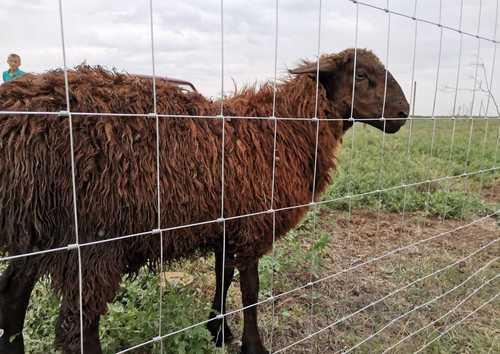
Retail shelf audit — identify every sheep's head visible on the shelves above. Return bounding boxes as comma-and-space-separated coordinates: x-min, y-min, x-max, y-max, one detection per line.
290, 49, 409, 134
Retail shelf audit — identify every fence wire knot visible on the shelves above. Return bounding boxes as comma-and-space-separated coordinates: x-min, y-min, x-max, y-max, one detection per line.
66, 243, 79, 251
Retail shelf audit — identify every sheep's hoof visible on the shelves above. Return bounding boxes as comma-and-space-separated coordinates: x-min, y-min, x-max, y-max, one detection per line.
214, 330, 234, 347
207, 321, 234, 347
0, 332, 25, 354
231, 338, 242, 346
240, 343, 269, 354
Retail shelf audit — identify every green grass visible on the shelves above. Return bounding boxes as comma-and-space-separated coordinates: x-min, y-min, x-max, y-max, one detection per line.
325, 119, 500, 218
13, 118, 500, 353
332, 249, 500, 354
23, 271, 218, 354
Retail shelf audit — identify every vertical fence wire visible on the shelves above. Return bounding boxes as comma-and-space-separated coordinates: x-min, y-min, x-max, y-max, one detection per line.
484, 0, 500, 117
56, 0, 85, 353
422, 0, 443, 220
459, 0, 484, 220
344, 0, 360, 323
310, 0, 324, 203
374, 0, 391, 239
268, 0, 280, 351
218, 0, 228, 349
147, 0, 164, 351
478, 0, 499, 197
494, 124, 500, 181
477, 113, 491, 199
400, 0, 419, 230
9, 1, 500, 353
441, 0, 465, 222
308, 0, 324, 346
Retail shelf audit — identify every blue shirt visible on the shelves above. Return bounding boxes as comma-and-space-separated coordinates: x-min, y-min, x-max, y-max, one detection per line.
3, 68, 25, 82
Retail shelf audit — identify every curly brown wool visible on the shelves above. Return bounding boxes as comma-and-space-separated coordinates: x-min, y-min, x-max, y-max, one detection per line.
0, 49, 408, 354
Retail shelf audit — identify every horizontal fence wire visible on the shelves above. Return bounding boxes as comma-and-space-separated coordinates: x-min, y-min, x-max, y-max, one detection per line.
0, 110, 499, 121
0, 166, 500, 262
341, 255, 499, 353
1, 0, 498, 353
273, 239, 499, 353
96, 209, 500, 354
414, 291, 500, 353
351, 0, 498, 44
1, 165, 498, 263
384, 274, 499, 353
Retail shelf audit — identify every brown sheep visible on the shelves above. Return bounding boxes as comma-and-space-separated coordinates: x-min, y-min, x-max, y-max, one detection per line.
0, 49, 409, 354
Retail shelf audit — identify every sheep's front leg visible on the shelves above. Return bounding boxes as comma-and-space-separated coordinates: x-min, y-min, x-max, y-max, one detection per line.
0, 261, 38, 354
207, 250, 235, 346
239, 260, 268, 354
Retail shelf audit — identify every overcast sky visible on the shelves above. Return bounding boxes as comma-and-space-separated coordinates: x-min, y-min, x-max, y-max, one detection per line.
1, 0, 499, 116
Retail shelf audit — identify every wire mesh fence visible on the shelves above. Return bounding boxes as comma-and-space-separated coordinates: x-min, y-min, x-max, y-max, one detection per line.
0, 0, 499, 353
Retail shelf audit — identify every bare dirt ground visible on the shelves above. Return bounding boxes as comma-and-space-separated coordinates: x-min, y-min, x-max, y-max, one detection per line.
481, 182, 500, 204
81, 180, 499, 353
217, 199, 499, 353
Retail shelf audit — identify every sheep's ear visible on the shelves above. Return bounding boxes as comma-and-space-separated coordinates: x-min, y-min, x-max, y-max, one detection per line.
290, 60, 333, 74
290, 51, 355, 75
289, 58, 337, 75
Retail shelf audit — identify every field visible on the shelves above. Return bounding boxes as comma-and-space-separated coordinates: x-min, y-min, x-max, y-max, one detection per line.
14, 118, 500, 353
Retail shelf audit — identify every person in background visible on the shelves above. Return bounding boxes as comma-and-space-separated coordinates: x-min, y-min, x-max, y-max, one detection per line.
3, 53, 26, 82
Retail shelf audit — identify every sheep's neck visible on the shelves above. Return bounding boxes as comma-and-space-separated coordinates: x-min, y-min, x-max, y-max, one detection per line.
224, 75, 344, 202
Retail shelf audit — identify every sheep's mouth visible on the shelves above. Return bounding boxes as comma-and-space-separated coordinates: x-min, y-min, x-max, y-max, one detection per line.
383, 120, 407, 133
381, 114, 408, 134
342, 119, 354, 132
354, 115, 408, 134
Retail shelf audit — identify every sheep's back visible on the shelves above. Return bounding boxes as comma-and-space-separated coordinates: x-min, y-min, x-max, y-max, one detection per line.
0, 68, 342, 266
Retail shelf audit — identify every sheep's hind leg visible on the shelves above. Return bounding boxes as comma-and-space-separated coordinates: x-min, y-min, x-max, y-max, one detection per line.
207, 250, 236, 347
54, 250, 122, 354
55, 298, 103, 354
55, 298, 102, 354
0, 260, 38, 354
239, 260, 268, 354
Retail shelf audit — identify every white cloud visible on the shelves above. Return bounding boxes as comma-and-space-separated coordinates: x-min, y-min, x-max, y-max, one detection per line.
0, 0, 498, 115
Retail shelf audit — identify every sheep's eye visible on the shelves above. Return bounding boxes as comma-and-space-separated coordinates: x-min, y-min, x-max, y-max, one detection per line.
356, 72, 367, 80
